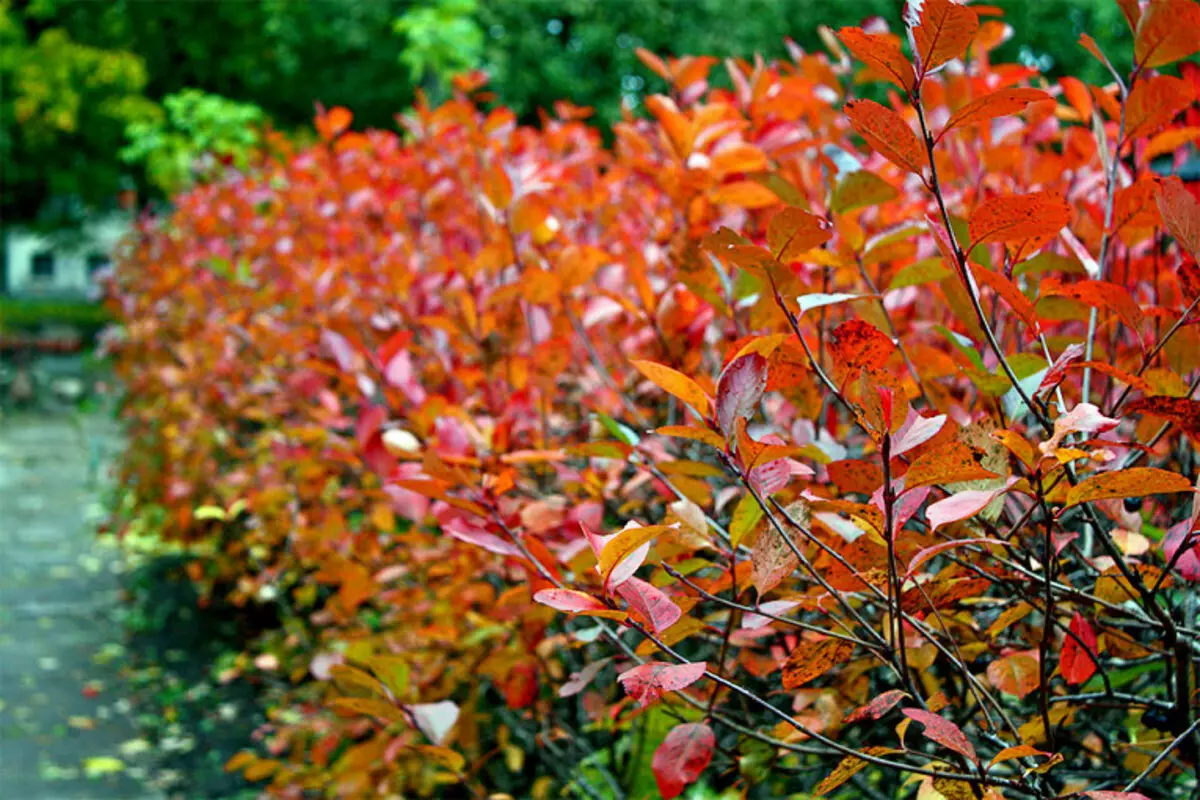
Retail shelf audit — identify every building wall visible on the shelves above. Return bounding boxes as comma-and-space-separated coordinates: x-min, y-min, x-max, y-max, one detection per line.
3, 216, 129, 298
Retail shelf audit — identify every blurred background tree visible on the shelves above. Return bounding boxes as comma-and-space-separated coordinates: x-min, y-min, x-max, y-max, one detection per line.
0, 0, 1131, 229
120, 90, 267, 197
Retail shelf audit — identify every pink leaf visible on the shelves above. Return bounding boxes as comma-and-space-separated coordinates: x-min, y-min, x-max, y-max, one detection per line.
902, 708, 978, 763
321, 328, 359, 372
1162, 519, 1200, 581
905, 537, 1010, 578
653, 723, 715, 799
1039, 403, 1119, 456
559, 658, 611, 698
1061, 611, 1099, 685
616, 577, 682, 633
717, 353, 768, 436
748, 456, 792, 495
617, 661, 707, 707
444, 518, 521, 557
845, 689, 908, 723
741, 599, 803, 629
533, 588, 609, 614
926, 477, 1019, 531
874, 481, 930, 535
892, 407, 948, 457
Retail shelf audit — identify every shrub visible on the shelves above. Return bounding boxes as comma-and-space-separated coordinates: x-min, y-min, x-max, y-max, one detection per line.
108, 3, 1200, 798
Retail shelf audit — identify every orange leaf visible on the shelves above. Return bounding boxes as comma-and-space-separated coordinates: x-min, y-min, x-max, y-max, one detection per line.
987, 651, 1040, 699
829, 319, 895, 374
656, 425, 726, 450
969, 192, 1072, 261
1065, 467, 1192, 508
844, 99, 927, 175
768, 207, 833, 262
1134, 0, 1200, 68
711, 180, 780, 209
911, 0, 980, 75
902, 440, 1001, 491
644, 94, 694, 158
970, 263, 1040, 336
782, 636, 856, 689
814, 747, 903, 796
631, 360, 712, 417
939, 88, 1051, 141
1158, 175, 1200, 259
1124, 76, 1196, 143
836, 27, 915, 92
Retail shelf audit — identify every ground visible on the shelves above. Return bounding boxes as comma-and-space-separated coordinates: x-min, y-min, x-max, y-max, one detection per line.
0, 412, 159, 798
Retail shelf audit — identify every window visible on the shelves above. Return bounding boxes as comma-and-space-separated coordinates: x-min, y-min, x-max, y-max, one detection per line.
87, 253, 110, 275
31, 250, 55, 279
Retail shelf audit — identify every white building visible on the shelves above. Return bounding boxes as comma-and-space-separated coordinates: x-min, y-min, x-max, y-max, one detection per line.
1, 214, 129, 298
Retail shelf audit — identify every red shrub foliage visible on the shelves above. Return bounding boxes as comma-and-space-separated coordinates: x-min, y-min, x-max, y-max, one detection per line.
109, 4, 1200, 798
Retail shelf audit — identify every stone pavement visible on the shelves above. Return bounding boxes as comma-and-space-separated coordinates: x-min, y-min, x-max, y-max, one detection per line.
0, 413, 158, 799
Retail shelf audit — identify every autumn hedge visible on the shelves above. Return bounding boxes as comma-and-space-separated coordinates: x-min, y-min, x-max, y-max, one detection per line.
106, 1, 1200, 798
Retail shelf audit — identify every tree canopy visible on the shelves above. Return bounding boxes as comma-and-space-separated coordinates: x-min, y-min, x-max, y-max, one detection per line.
0, 0, 1133, 228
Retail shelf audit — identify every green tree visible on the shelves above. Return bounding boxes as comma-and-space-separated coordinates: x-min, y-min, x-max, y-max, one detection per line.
393, 0, 484, 96
120, 90, 267, 196
0, 0, 159, 227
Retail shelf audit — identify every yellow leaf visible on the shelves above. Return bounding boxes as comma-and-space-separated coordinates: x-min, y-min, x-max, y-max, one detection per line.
1064, 467, 1192, 508
631, 359, 712, 417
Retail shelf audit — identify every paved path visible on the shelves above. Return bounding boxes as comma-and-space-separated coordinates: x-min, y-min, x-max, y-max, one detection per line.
0, 413, 156, 799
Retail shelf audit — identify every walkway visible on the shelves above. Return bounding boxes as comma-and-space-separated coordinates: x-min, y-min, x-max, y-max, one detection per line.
0, 413, 157, 799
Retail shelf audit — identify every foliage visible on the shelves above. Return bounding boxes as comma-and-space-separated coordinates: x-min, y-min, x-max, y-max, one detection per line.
107, 2, 1200, 799
0, 0, 160, 226
393, 0, 484, 90
120, 90, 267, 196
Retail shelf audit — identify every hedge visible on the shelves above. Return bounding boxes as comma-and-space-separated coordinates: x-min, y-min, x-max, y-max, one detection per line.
107, 5, 1200, 799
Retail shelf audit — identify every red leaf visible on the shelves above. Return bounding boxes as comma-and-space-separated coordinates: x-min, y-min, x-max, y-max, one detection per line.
844, 99, 927, 174
1039, 342, 1086, 393
652, 723, 715, 799
829, 319, 895, 374
1085, 793, 1152, 800
969, 192, 1071, 261
1061, 612, 1099, 685
616, 577, 682, 633
716, 353, 768, 436
1127, 396, 1200, 441
902, 708, 978, 763
844, 689, 908, 723
617, 661, 707, 707
1158, 175, 1200, 260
